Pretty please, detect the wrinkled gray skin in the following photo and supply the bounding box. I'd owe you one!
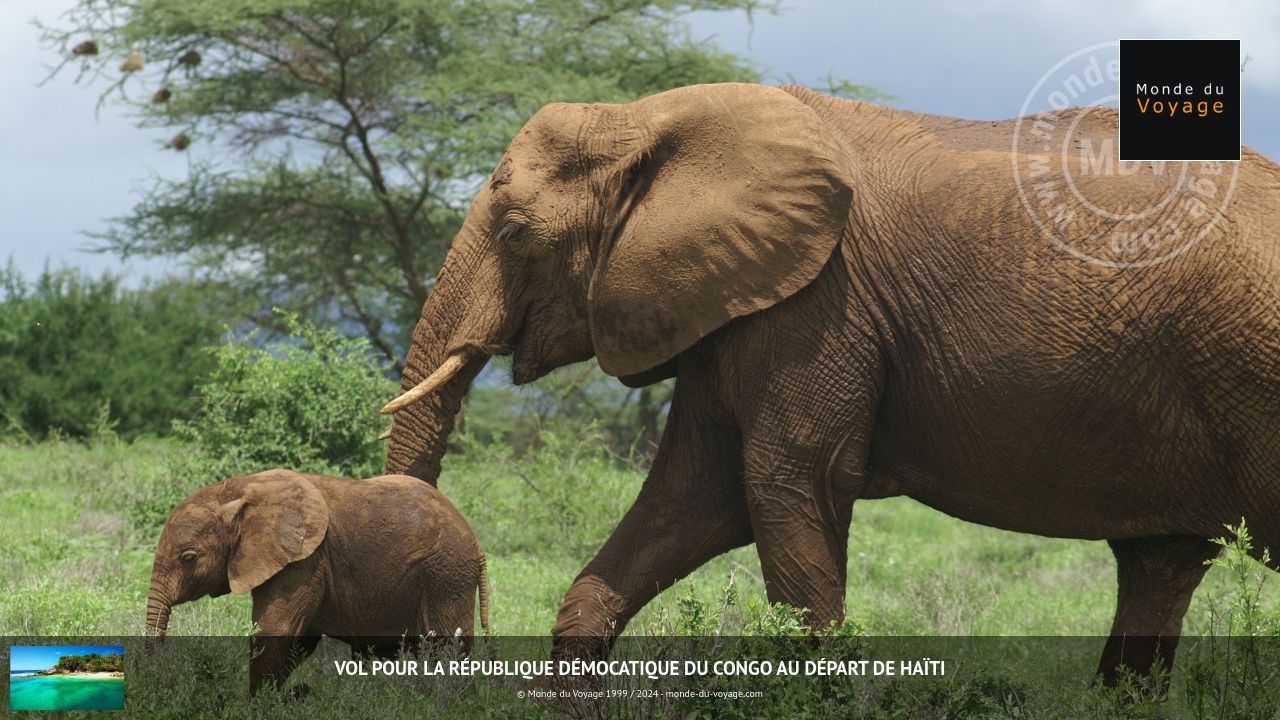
[146,470,489,694]
[383,82,1280,684]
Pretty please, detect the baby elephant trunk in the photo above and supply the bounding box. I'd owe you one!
[478,550,490,633]
[146,589,171,639]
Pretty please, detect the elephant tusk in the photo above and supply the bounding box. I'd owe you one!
[377,427,393,441]
[380,353,468,414]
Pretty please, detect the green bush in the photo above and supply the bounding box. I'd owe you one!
[0,262,234,440]
[128,313,393,531]
[54,652,123,673]
[174,313,394,476]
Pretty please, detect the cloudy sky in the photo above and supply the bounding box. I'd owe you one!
[10,645,124,672]
[2,0,1277,283]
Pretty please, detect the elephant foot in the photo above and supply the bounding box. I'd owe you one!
[551,575,627,662]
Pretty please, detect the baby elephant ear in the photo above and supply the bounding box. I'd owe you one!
[221,470,329,594]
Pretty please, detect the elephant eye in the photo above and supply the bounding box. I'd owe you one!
[180,551,198,565]
[496,221,523,247]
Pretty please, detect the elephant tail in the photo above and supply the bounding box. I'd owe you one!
[477,546,490,633]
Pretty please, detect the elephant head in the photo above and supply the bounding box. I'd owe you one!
[384,83,854,482]
[145,470,329,638]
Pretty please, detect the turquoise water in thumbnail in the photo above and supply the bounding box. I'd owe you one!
[9,674,125,711]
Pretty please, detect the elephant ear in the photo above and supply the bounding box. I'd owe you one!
[588,83,853,377]
[220,470,329,594]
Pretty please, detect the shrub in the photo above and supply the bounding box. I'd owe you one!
[129,313,394,531]
[1181,520,1280,718]
[0,263,234,440]
[55,652,123,673]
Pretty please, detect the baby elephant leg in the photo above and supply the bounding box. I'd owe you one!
[250,635,320,695]
[422,587,478,642]
[249,575,323,695]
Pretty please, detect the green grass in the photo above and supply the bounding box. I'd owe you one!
[0,433,1273,637]
[0,436,253,638]
[4,436,1280,718]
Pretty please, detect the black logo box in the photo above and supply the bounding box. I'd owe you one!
[1120,39,1241,161]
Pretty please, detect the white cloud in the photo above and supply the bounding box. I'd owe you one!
[1131,0,1280,90]
[1008,0,1280,90]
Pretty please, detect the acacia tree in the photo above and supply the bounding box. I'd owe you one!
[40,0,768,370]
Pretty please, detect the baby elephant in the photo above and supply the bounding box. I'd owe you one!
[145,469,489,693]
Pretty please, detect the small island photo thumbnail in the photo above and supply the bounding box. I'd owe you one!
[8,645,125,711]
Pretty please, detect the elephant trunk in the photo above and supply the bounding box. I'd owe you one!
[385,233,497,484]
[145,591,171,638]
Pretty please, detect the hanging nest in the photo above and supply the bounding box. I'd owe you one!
[71,40,99,56]
[178,50,202,68]
[120,51,144,73]
[153,88,172,104]
[169,133,191,151]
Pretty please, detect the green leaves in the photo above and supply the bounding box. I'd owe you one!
[171,310,394,481]
[0,263,234,441]
[124,312,391,531]
[53,652,123,673]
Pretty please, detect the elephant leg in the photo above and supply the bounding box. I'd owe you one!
[551,379,752,658]
[250,634,320,695]
[1098,536,1219,687]
[742,460,859,632]
[425,589,476,637]
[249,575,322,694]
[739,369,877,633]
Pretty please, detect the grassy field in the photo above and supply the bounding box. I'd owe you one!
[1,434,1268,638]
[4,435,1280,718]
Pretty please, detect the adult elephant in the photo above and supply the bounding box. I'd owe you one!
[381,82,1280,682]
